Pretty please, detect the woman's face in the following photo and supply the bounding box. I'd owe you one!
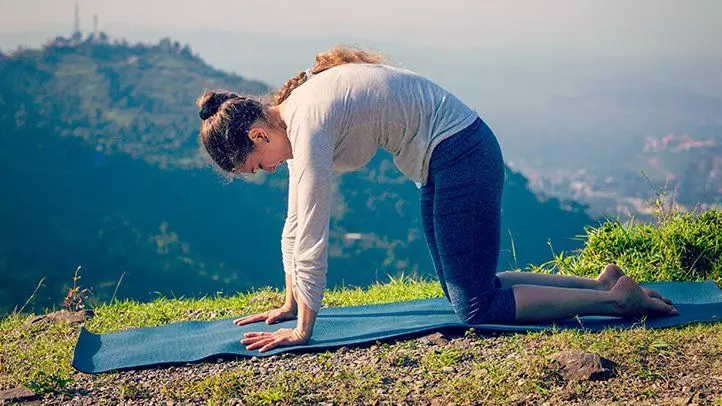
[234,122,292,175]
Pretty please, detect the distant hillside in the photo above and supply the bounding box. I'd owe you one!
[516,131,722,220]
[639,134,722,207]
[0,34,593,314]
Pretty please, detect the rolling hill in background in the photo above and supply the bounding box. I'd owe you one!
[0,34,594,315]
[4,26,721,221]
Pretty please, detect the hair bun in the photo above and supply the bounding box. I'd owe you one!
[198,91,242,120]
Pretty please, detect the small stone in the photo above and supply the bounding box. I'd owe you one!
[548,350,616,382]
[419,332,449,346]
[24,309,93,327]
[441,366,456,373]
[0,387,39,402]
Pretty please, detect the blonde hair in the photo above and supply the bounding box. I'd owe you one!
[273,46,388,105]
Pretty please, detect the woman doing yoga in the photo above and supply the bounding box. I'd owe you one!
[196,47,678,353]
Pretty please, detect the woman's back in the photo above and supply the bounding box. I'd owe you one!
[280,63,478,187]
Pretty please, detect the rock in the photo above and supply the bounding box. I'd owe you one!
[548,350,616,382]
[441,366,456,373]
[0,387,40,402]
[419,332,449,346]
[24,309,94,327]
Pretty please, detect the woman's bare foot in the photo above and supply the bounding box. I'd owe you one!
[597,264,674,305]
[611,276,679,318]
[597,264,625,291]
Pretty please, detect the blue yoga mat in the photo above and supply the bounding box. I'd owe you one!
[72,281,722,373]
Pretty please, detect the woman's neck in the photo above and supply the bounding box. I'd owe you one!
[269,104,287,131]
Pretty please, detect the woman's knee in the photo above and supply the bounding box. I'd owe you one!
[452,287,517,325]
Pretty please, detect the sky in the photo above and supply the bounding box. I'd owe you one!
[1,0,721,174]
[2,0,721,56]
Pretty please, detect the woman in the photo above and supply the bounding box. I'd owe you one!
[196,47,678,353]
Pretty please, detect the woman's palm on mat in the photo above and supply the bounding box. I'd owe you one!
[240,328,308,352]
[233,305,297,326]
[234,306,308,352]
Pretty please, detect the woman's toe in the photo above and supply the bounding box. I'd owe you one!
[649,297,676,315]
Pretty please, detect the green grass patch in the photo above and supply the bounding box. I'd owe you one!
[0,313,78,393]
[531,209,722,285]
[1,208,721,403]
[182,365,385,405]
[421,347,464,371]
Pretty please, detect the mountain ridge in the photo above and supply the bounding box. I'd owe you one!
[0,34,593,314]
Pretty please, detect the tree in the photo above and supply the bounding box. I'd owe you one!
[158,38,172,53]
[180,44,194,59]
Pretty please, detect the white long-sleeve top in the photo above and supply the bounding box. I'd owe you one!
[279,63,478,313]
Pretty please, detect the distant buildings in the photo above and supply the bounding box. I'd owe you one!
[344,233,365,241]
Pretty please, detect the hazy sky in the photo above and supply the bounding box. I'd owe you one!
[1,0,721,174]
[2,0,721,56]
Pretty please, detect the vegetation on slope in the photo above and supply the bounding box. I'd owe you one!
[1,206,720,404]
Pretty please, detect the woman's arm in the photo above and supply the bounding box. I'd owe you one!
[288,118,334,323]
[283,271,297,312]
[240,117,333,352]
[281,159,298,311]
[294,293,317,339]
[234,162,298,330]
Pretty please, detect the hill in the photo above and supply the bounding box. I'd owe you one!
[0,34,593,314]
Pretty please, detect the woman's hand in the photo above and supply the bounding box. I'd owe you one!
[241,328,309,353]
[233,305,297,326]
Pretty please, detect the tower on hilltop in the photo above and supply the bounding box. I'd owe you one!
[72,3,82,40]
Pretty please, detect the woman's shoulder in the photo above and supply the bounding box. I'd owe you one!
[293,64,425,100]
[281,63,432,120]
[321,62,418,78]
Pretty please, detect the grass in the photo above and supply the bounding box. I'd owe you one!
[421,347,464,370]
[1,207,721,404]
[0,274,443,395]
[530,207,722,287]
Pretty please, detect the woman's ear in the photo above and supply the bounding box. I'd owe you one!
[247,127,266,144]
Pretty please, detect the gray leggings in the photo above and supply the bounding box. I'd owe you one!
[420,117,517,324]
